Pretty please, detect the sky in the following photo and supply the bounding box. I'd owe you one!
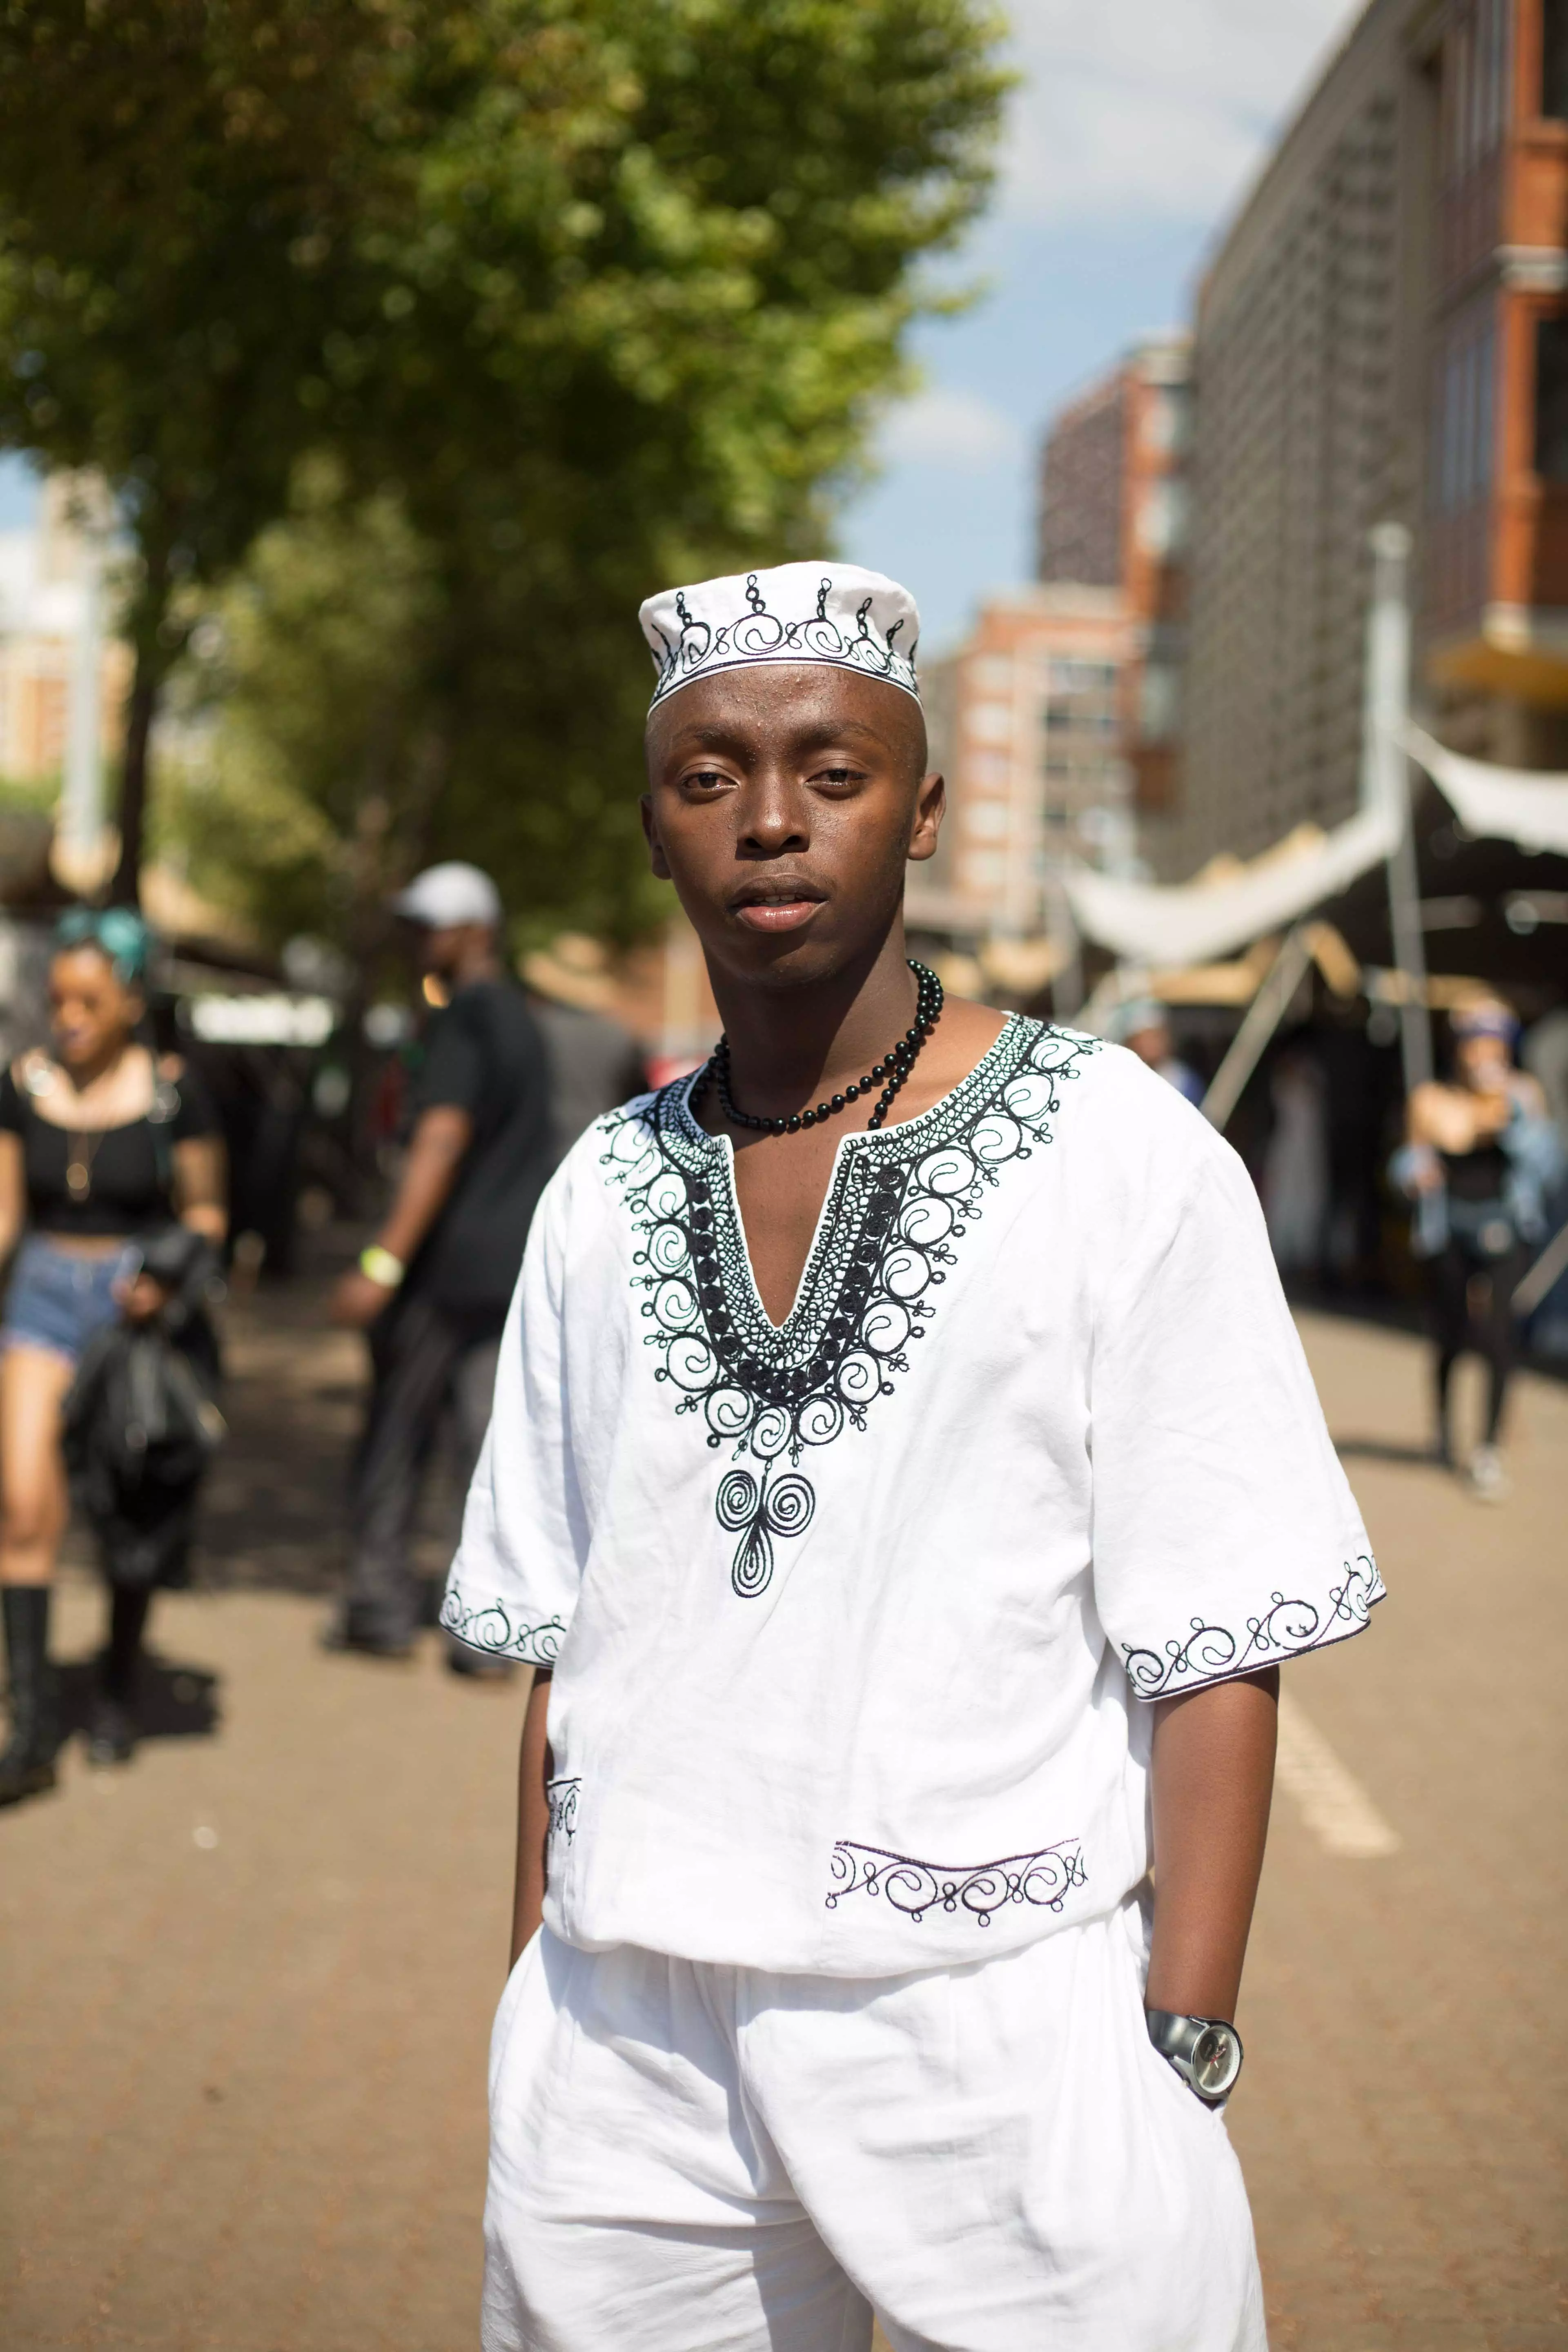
[0,0,1367,608]
[842,0,1368,650]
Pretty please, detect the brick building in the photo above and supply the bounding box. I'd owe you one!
[1037,334,1192,821]
[1158,0,1568,881]
[912,586,1131,940]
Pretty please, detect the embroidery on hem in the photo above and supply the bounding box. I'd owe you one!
[1120,1554,1384,1699]
[439,1588,566,1666]
[826,1836,1087,1927]
[601,1022,1098,1599]
[546,1777,581,1843]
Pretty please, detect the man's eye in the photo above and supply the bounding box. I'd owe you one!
[682,769,731,791]
[813,767,863,787]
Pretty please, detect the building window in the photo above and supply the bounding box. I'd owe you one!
[1544,0,1568,119]
[1434,316,1497,509]
[1535,315,1568,479]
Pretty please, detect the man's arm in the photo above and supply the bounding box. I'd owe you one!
[1143,1666,1278,2022]
[510,1669,554,1967]
[330,1103,474,1326]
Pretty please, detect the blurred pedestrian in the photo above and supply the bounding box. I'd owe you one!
[1394,993,1564,1498]
[1109,997,1204,1105]
[521,933,649,1156]
[1263,1047,1329,1276]
[329,864,556,1667]
[0,909,226,1804]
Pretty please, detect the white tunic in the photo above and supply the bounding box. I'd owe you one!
[444,1020,1381,1977]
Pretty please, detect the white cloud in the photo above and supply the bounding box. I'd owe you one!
[880,388,1022,471]
[999,0,1365,225]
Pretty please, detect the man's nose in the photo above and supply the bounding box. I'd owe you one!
[737,771,809,855]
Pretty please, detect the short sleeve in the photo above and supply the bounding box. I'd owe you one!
[1091,1124,1382,1701]
[440,1174,585,1665]
[0,1069,24,1134]
[413,1002,486,1116]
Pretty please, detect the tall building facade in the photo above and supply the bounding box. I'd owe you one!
[912,588,1131,940]
[1162,0,1568,880]
[1037,334,1192,820]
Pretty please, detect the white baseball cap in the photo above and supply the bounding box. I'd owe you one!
[390,862,502,930]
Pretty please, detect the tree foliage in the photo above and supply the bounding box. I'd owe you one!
[0,0,1007,932]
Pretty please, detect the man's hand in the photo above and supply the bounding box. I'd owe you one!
[329,1267,398,1329]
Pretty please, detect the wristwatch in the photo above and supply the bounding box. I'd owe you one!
[1145,2009,1244,2106]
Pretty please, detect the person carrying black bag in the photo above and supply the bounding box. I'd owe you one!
[62,1225,225,1763]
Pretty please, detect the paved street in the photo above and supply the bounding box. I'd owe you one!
[1,1281,1564,2350]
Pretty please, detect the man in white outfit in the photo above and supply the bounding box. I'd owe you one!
[445,562,1383,2350]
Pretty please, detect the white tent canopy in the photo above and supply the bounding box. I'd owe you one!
[1060,801,1398,968]
[1403,726,1568,857]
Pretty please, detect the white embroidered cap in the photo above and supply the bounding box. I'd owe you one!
[639,561,920,713]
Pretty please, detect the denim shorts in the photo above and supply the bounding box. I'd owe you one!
[1,1235,132,1365]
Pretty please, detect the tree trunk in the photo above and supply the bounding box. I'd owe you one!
[108,638,160,908]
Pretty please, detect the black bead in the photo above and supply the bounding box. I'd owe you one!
[831,1094,845,1112]
[870,1063,883,1080]
[786,1115,801,1133]
[772,1118,787,1134]
[845,1084,859,1101]
[802,1109,815,1126]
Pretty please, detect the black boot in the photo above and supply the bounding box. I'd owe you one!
[89,1586,151,1767]
[0,1586,60,1805]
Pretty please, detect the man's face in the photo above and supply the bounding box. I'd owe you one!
[408,920,491,982]
[641,663,944,988]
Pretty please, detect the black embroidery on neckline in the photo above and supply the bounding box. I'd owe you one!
[1120,1554,1384,1699]
[439,1590,566,1666]
[601,1021,1097,1597]
[546,1777,581,1843]
[826,1836,1087,1927]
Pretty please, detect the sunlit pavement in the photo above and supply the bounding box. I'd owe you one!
[1,1290,1562,2350]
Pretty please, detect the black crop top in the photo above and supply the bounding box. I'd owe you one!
[0,1059,219,1238]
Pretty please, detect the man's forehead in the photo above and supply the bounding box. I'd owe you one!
[646,663,915,750]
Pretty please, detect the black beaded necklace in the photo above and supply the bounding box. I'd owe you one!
[708,960,944,1137]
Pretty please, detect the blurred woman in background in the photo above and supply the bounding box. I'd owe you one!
[1396,993,1562,1499]
[0,910,225,1804]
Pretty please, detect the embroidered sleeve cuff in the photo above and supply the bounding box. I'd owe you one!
[1118,1552,1384,1701]
[439,1581,569,1666]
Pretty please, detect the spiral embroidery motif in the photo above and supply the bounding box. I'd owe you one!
[1119,1553,1384,1697]
[601,1022,1097,1598]
[826,1836,1087,1928]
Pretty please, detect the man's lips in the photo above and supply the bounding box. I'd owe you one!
[731,885,825,934]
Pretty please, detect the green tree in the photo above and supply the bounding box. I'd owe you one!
[0,0,1006,924]
[0,0,414,901]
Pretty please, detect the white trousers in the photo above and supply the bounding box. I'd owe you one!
[482,1907,1266,2352]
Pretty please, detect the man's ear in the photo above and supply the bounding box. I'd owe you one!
[640,793,672,881]
[907,771,946,865]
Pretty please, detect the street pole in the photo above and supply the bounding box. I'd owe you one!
[61,510,105,875]
[1365,521,1432,1093]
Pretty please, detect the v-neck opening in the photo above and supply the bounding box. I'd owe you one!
[673,1016,1022,1336]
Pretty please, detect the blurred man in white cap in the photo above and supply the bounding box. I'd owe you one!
[447,562,1380,2349]
[328,862,556,1666]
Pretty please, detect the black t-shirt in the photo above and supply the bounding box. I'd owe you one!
[405,980,556,1321]
[0,1056,219,1237]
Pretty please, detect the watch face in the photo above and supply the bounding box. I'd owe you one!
[1190,2024,1242,2098]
